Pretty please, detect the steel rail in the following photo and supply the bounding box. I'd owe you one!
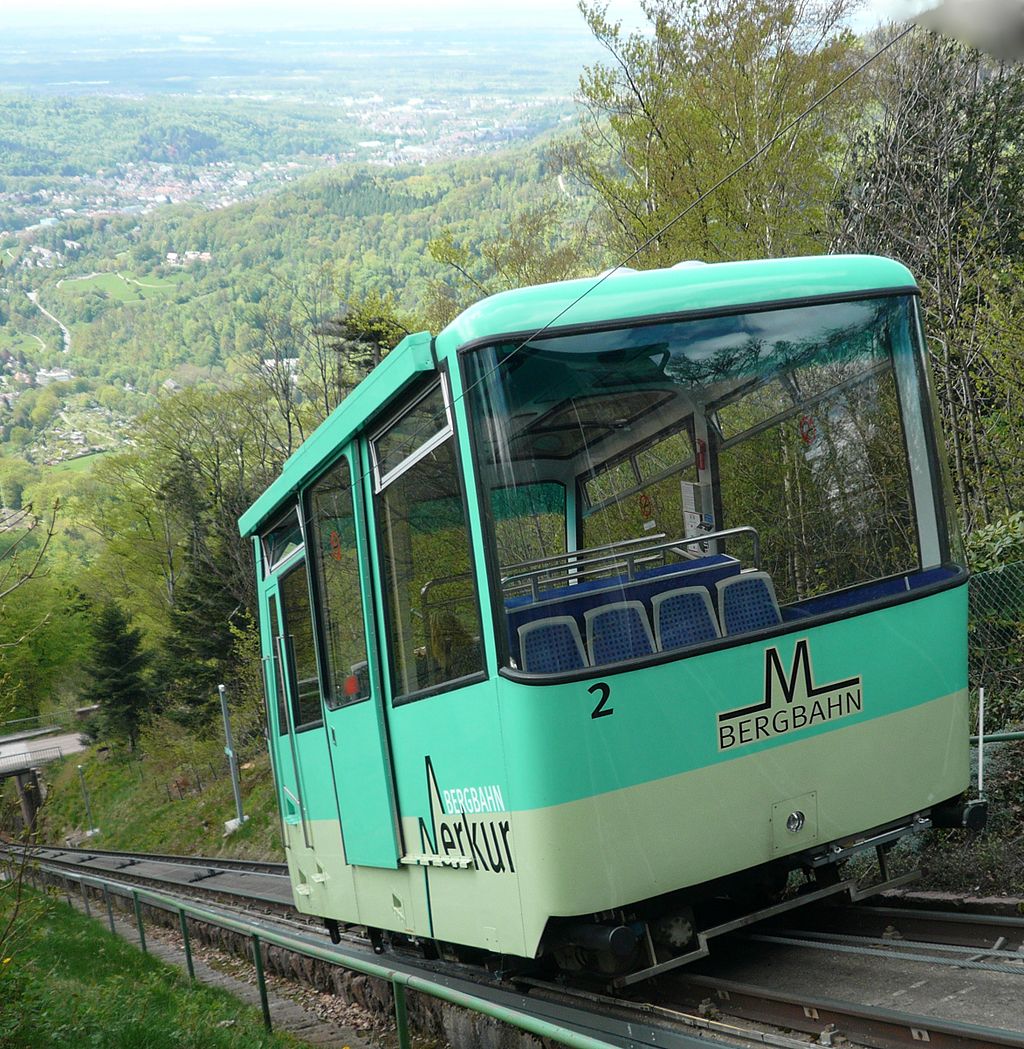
[667,972,1024,1049]
[25,843,287,875]
[747,932,1024,976]
[8,844,294,913]
[769,926,1024,962]
[781,902,1024,951]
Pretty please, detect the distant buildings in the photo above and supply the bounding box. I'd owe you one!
[165,250,213,266]
[35,368,73,386]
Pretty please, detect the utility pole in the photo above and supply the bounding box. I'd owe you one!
[77,764,99,837]
[219,683,247,833]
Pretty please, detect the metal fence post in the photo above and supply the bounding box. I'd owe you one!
[251,933,271,1030]
[393,980,411,1049]
[132,890,147,953]
[103,885,115,934]
[178,908,194,981]
[80,879,91,917]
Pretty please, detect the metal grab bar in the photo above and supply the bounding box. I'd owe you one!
[498,533,667,575]
[668,525,760,568]
[419,539,669,603]
[276,636,313,850]
[501,526,761,601]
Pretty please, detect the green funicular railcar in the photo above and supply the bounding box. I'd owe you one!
[240,255,983,984]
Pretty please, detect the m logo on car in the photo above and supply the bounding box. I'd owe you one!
[717,639,862,750]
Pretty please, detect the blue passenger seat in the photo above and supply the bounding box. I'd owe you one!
[652,586,721,651]
[585,601,656,665]
[716,571,782,635]
[518,616,589,673]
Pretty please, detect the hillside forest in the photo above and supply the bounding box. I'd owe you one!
[3,0,1024,779]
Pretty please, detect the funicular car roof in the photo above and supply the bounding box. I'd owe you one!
[435,254,916,355]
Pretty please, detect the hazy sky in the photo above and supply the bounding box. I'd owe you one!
[1,0,916,32]
[2,0,645,31]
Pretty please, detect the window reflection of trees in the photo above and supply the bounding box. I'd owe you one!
[719,365,917,603]
[309,461,370,709]
[491,483,566,567]
[279,564,323,727]
[377,440,483,698]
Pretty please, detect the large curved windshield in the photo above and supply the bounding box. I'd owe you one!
[464,294,959,676]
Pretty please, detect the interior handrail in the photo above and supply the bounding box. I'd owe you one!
[501,526,761,599]
[498,533,667,575]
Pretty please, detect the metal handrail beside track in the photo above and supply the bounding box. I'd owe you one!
[9,846,1024,1049]
[17,856,685,1049]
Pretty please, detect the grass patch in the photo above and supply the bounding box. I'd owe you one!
[917,737,1024,897]
[0,330,46,354]
[43,450,109,474]
[36,741,283,861]
[0,891,300,1049]
[61,271,183,304]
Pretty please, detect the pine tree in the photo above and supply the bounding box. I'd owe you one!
[161,550,239,725]
[81,601,151,751]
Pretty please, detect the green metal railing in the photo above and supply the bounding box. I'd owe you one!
[971,731,1024,744]
[25,860,621,1049]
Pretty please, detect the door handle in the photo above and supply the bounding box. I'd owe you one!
[277,635,313,850]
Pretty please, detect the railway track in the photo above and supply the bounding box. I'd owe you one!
[28,843,287,874]
[13,843,294,911]
[8,843,1024,1049]
[772,901,1024,953]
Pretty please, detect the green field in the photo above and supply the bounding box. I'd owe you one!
[0,329,47,354]
[60,270,184,304]
[45,450,108,474]
[0,890,300,1049]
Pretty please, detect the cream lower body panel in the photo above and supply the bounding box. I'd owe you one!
[283,690,968,960]
[510,689,969,953]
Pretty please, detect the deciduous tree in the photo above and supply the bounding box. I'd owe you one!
[559,0,863,265]
[832,30,1024,530]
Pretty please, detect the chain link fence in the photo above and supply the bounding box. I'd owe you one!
[969,560,1024,730]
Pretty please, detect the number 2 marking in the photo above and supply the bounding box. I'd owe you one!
[589,682,613,719]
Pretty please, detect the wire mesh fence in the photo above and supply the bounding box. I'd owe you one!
[969,560,1024,730]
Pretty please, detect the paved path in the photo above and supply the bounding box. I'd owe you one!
[65,894,372,1048]
[25,290,71,352]
[0,730,87,764]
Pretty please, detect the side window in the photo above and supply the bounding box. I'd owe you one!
[262,510,303,574]
[278,561,324,727]
[490,482,566,567]
[581,426,698,549]
[307,457,371,708]
[373,380,485,701]
[266,592,289,736]
[715,358,918,603]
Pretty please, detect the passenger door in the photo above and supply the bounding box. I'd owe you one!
[304,448,401,868]
[260,568,312,853]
